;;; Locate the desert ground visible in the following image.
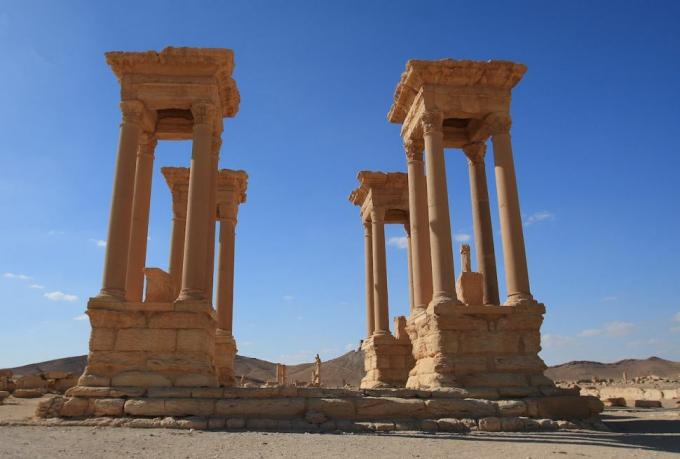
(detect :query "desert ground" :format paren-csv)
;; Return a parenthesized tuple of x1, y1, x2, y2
(0, 397, 678, 458)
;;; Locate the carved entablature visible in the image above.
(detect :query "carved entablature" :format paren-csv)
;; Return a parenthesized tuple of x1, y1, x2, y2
(387, 59, 526, 148)
(216, 169, 248, 221)
(106, 47, 240, 140)
(349, 171, 409, 224)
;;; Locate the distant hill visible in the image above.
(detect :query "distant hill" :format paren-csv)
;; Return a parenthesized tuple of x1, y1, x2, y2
(545, 356, 680, 381)
(5, 353, 679, 386)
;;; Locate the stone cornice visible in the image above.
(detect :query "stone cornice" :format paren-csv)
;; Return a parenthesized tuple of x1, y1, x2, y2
(348, 171, 408, 206)
(388, 59, 527, 124)
(217, 169, 248, 204)
(106, 47, 240, 118)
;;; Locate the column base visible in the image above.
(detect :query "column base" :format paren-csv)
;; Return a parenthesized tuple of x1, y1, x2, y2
(95, 289, 126, 302)
(360, 333, 414, 389)
(77, 297, 219, 389)
(406, 301, 552, 394)
(214, 330, 237, 387)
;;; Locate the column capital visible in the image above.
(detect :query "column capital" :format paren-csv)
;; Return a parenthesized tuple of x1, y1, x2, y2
(138, 132, 157, 157)
(483, 112, 512, 135)
(421, 111, 443, 135)
(370, 206, 386, 223)
(404, 138, 424, 162)
(191, 101, 217, 126)
(120, 100, 145, 126)
(211, 133, 223, 157)
(217, 202, 237, 223)
(363, 219, 372, 233)
(463, 141, 487, 164)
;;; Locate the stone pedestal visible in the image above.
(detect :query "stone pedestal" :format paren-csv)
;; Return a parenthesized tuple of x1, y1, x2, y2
(406, 303, 551, 394)
(214, 330, 237, 387)
(78, 297, 219, 389)
(456, 272, 484, 306)
(360, 324, 414, 389)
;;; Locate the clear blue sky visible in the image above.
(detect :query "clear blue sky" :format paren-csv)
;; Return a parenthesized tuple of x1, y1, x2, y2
(1, 1, 679, 368)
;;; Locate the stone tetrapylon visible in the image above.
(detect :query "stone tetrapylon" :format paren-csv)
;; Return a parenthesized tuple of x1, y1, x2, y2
(388, 59, 553, 391)
(161, 167, 248, 386)
(349, 172, 415, 388)
(79, 47, 240, 389)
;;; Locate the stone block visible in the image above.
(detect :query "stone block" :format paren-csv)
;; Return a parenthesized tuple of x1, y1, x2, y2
(635, 399, 662, 408)
(147, 387, 194, 398)
(501, 417, 525, 432)
(111, 371, 172, 388)
(143, 268, 174, 303)
(425, 399, 497, 418)
(226, 418, 246, 429)
(520, 332, 542, 353)
(90, 328, 117, 351)
(175, 416, 208, 430)
(355, 397, 426, 419)
(497, 314, 543, 331)
(14, 374, 46, 390)
(192, 387, 224, 398)
(304, 410, 327, 424)
(437, 418, 470, 432)
(60, 397, 91, 417)
(66, 386, 112, 398)
(307, 398, 356, 419)
(88, 310, 146, 329)
(215, 398, 306, 418)
(164, 398, 215, 416)
(459, 331, 520, 354)
(208, 417, 226, 430)
(459, 373, 529, 388)
(497, 400, 527, 416)
(77, 373, 110, 387)
(604, 397, 626, 407)
(456, 271, 484, 305)
(146, 353, 212, 374)
(93, 398, 125, 416)
(13, 388, 45, 398)
(174, 373, 218, 387)
(45, 371, 69, 380)
(176, 329, 211, 353)
(493, 355, 545, 373)
(478, 416, 501, 432)
(124, 399, 166, 416)
(115, 329, 176, 352)
(54, 377, 79, 393)
(535, 396, 592, 419)
(148, 312, 214, 330)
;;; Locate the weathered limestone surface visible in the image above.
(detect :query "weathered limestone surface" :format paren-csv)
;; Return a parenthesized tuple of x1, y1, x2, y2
(80, 299, 219, 388)
(360, 329, 414, 389)
(406, 303, 548, 391)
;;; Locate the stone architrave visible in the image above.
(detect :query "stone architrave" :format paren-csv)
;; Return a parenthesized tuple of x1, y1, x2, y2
(80, 48, 240, 391)
(388, 59, 550, 391)
(214, 169, 248, 387)
(349, 171, 415, 388)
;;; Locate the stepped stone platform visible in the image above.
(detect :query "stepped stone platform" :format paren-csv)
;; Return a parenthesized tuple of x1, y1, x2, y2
(33, 385, 603, 433)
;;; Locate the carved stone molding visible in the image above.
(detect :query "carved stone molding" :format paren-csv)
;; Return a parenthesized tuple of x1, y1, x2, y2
(421, 111, 443, 136)
(191, 101, 216, 126)
(404, 139, 424, 162)
(483, 112, 512, 136)
(120, 100, 145, 125)
(463, 141, 487, 164)
(138, 132, 157, 157)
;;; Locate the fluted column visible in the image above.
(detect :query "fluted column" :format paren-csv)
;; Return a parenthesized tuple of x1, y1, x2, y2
(178, 101, 215, 301)
(404, 139, 433, 310)
(204, 135, 221, 305)
(371, 207, 390, 335)
(405, 224, 415, 314)
(363, 221, 375, 337)
(216, 202, 237, 332)
(98, 100, 145, 300)
(422, 111, 459, 305)
(463, 141, 500, 305)
(125, 133, 157, 302)
(168, 193, 188, 298)
(487, 112, 533, 304)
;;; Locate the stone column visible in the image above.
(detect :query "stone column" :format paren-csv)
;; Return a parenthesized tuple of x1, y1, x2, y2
(487, 112, 533, 304)
(98, 100, 145, 300)
(404, 139, 433, 310)
(178, 102, 215, 301)
(125, 133, 157, 302)
(168, 195, 188, 298)
(405, 224, 415, 314)
(422, 111, 459, 306)
(216, 202, 237, 333)
(371, 207, 390, 335)
(463, 141, 500, 305)
(363, 221, 375, 337)
(204, 135, 221, 305)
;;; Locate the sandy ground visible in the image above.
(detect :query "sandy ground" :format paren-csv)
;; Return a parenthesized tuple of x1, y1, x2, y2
(0, 397, 678, 458)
